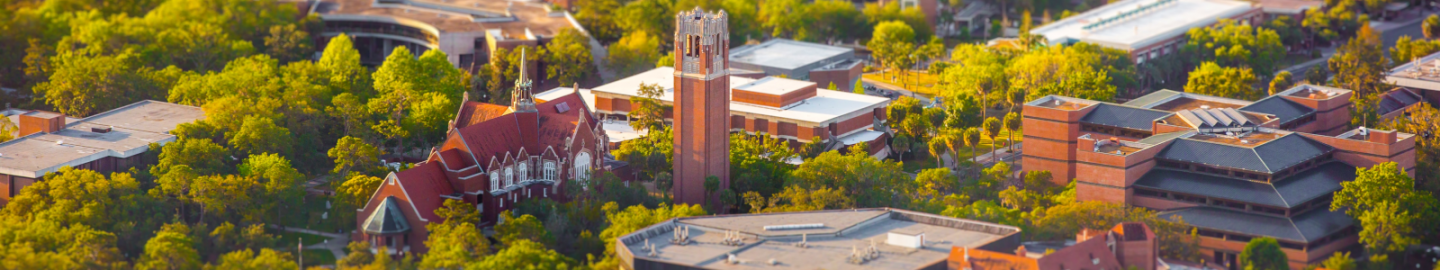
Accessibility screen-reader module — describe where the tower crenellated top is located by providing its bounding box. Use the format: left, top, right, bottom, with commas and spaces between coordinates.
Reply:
675, 7, 728, 78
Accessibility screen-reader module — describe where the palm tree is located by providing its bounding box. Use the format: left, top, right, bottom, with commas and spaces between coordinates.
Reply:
963, 127, 982, 179
982, 117, 1002, 159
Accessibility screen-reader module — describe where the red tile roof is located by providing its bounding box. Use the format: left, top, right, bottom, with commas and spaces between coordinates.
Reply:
454, 101, 510, 128
949, 246, 1039, 270
392, 162, 456, 222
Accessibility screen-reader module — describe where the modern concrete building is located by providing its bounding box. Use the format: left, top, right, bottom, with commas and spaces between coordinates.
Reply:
1028, 0, 1263, 63
1021, 85, 1417, 269
0, 101, 205, 205
615, 208, 1022, 270
729, 39, 865, 92
305, 0, 588, 72
581, 67, 892, 156
1384, 51, 1440, 106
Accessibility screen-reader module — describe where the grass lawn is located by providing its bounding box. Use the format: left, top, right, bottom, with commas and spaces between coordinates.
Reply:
298, 249, 337, 267
271, 229, 329, 247
277, 196, 343, 233
863, 70, 944, 97
900, 152, 939, 173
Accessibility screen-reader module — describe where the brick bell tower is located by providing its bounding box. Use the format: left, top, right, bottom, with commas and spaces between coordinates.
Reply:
672, 8, 730, 206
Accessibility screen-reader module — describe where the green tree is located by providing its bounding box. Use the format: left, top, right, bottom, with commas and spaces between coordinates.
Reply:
868, 21, 916, 82
759, 0, 813, 39
496, 211, 552, 247
854, 79, 865, 94
336, 174, 384, 212
329, 136, 382, 177
615, 0, 674, 38
1331, 162, 1438, 254
1031, 201, 1202, 261
575, 0, 622, 43
808, 0, 866, 42
422, 200, 490, 269
467, 239, 576, 270
543, 28, 594, 86
1182, 19, 1286, 74
627, 82, 670, 132
1184, 62, 1259, 100
31, 53, 164, 117
137, 230, 201, 270
370, 47, 464, 155
1003, 112, 1021, 152
1381, 104, 1440, 194
788, 147, 910, 207
861, 1, 932, 39
721, 0, 761, 46
944, 44, 1007, 119
1268, 71, 1293, 96
209, 248, 298, 270
743, 185, 854, 213
606, 32, 662, 77
1321, 252, 1356, 270
1329, 25, 1387, 127
1389, 36, 1440, 68
263, 24, 313, 64
704, 176, 721, 212
962, 127, 981, 164
1239, 237, 1288, 270
238, 153, 304, 223
1426, 14, 1440, 39
0, 216, 128, 269
592, 203, 706, 269
0, 117, 15, 143
229, 115, 294, 157
317, 34, 372, 96
982, 117, 1001, 156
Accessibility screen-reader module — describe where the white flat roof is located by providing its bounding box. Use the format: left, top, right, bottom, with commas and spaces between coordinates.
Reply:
1029, 0, 1256, 50
0, 100, 204, 178
734, 77, 815, 96
588, 67, 890, 125
730, 39, 852, 70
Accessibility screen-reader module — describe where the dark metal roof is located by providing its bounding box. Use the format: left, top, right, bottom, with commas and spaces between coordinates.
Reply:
1378, 88, 1423, 115
363, 196, 412, 235
1134, 162, 1354, 208
1080, 103, 1173, 131
1123, 89, 1183, 107
1239, 96, 1314, 125
1161, 206, 1353, 242
1157, 133, 1332, 174
1136, 131, 1190, 145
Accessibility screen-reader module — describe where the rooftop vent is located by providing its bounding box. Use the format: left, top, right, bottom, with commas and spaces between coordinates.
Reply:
763, 223, 824, 231
555, 102, 571, 114
886, 230, 925, 248
91, 126, 112, 133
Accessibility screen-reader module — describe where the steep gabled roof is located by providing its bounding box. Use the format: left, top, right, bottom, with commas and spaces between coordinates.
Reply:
454, 101, 511, 129
1157, 133, 1331, 174
1079, 103, 1173, 131
391, 162, 455, 222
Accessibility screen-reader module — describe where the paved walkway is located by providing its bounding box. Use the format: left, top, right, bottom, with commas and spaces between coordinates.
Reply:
861, 76, 933, 106
271, 225, 349, 267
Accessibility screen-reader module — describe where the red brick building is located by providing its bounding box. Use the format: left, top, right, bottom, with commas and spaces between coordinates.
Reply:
1021, 85, 1416, 269
670, 8, 733, 206
353, 56, 607, 255
949, 223, 1158, 270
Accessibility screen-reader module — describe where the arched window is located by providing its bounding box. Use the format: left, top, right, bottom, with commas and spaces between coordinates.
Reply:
489, 172, 500, 191
518, 162, 529, 183
504, 167, 514, 187
574, 152, 592, 183
544, 161, 556, 181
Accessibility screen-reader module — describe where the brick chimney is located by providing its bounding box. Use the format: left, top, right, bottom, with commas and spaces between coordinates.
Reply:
1368, 130, 1397, 144
1015, 245, 1028, 257
17, 111, 65, 137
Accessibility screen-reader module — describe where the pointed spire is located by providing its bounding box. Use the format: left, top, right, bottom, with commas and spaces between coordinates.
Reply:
509, 48, 536, 113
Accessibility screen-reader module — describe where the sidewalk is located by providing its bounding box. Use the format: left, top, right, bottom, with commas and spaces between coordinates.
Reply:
271, 225, 349, 265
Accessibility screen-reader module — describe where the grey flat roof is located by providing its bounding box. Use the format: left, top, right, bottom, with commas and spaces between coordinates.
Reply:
1134, 162, 1353, 208
1161, 206, 1353, 243
730, 39, 853, 70
0, 100, 204, 178
619, 208, 1020, 269
1157, 133, 1331, 174
1079, 103, 1173, 131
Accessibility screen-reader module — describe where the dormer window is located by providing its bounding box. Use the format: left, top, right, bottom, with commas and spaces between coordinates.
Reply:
544, 161, 556, 180
505, 167, 514, 187
490, 172, 500, 191
518, 163, 529, 183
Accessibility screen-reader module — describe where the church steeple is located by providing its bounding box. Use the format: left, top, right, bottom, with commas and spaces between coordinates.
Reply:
509, 48, 537, 113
